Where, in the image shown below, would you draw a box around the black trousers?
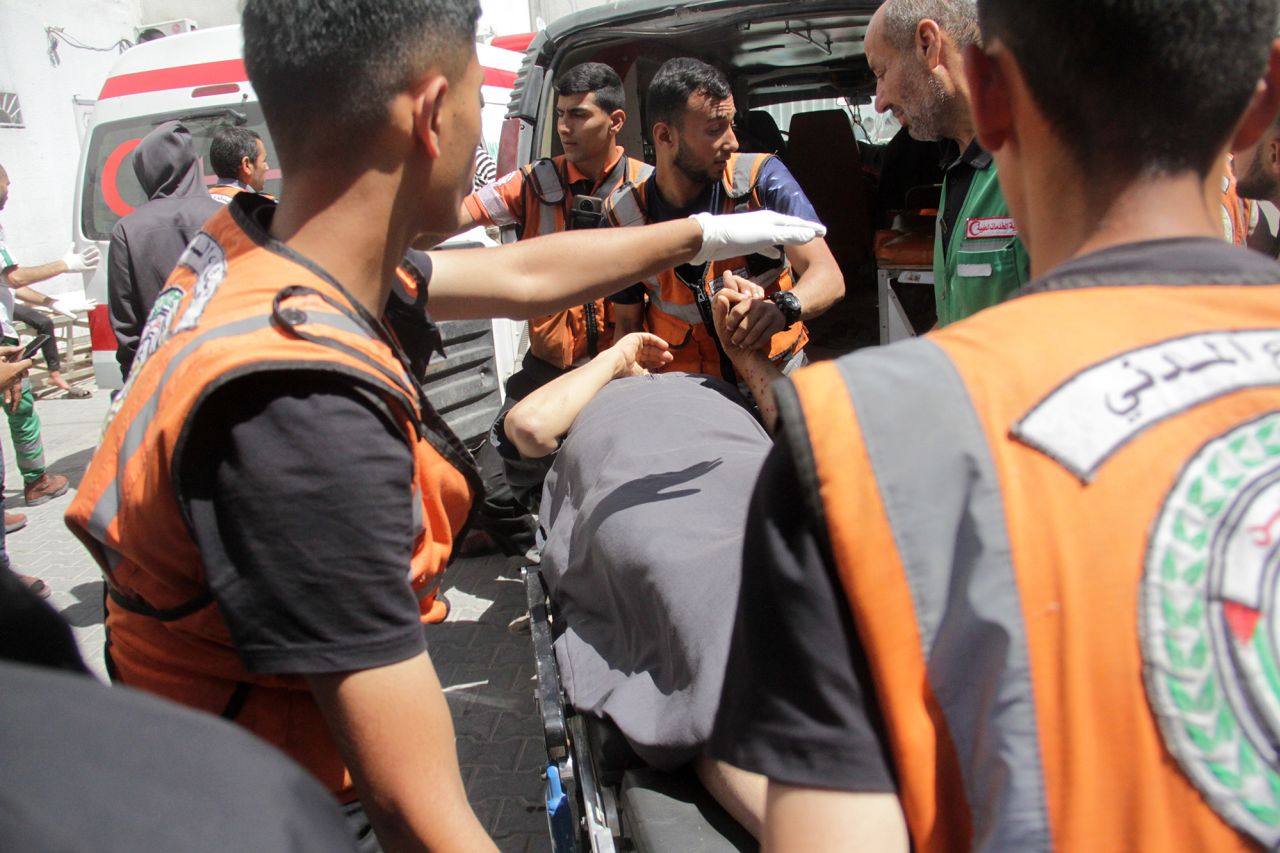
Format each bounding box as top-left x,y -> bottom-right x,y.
12,306 -> 59,372
469,352 -> 572,555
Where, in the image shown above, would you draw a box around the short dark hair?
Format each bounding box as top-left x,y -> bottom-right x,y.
978,0 -> 1280,181
882,0 -> 980,51
554,62 -> 625,114
209,126 -> 262,179
646,58 -> 732,132
242,0 -> 481,155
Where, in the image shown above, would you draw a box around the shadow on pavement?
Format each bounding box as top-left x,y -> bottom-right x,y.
59,580 -> 104,628
46,446 -> 99,490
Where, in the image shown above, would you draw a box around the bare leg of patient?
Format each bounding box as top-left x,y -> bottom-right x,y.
694,754 -> 767,839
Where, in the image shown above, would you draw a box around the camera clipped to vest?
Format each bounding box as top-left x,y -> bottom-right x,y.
570,194 -> 604,230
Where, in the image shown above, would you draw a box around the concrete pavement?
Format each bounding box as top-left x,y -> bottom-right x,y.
8,388 -> 551,852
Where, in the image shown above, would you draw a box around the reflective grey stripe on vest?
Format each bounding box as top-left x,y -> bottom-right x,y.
834,337 -> 1052,853
647,286 -> 704,325
727,153 -> 765,202
475,182 -> 517,228
86,309 -> 382,545
606,183 -> 647,228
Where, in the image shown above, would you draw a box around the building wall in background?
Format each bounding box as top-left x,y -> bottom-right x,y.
0,0 -> 537,296
0,0 -> 137,296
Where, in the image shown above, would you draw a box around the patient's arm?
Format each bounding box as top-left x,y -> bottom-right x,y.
504,333 -> 673,458
713,274 -> 785,433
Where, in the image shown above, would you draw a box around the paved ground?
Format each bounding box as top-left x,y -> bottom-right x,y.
10,388 -> 551,852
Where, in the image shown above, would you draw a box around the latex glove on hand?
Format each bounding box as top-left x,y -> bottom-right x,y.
48,295 -> 98,319
688,210 -> 826,265
61,245 -> 101,273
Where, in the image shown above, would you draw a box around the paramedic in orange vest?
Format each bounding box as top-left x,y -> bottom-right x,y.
460,61 -> 650,396
711,0 -> 1280,850
63,1 -> 824,850
607,57 -> 844,380
458,63 -> 649,559
208,125 -> 270,204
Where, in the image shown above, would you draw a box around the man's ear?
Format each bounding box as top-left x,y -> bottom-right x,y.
1232,40 -> 1280,153
412,74 -> 450,160
610,109 -> 626,135
918,19 -> 944,69
964,42 -> 1013,154
652,121 -> 675,150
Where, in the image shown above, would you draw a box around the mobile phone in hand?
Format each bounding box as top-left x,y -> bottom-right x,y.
17,334 -> 50,362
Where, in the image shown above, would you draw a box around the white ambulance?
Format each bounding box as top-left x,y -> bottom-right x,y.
73,26 -> 524,444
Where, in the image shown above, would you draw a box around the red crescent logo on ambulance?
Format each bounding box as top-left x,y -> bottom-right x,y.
965,217 -> 1018,239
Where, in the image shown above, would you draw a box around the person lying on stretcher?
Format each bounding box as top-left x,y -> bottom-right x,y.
489,273 -> 784,838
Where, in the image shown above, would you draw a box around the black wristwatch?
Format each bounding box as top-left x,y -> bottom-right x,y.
769,290 -> 802,330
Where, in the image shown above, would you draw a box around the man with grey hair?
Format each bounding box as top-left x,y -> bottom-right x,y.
865,0 -> 1028,326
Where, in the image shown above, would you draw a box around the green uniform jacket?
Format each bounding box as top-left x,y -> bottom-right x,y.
933,160 -> 1030,327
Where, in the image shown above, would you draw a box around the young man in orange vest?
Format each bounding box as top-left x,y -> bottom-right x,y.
712,1 -> 1280,850
606,57 -> 844,380
459,62 -> 650,558
64,1 -> 823,850
460,62 -> 649,394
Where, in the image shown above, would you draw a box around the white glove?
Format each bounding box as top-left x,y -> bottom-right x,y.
60,245 -> 100,273
688,210 -> 827,266
48,295 -> 97,319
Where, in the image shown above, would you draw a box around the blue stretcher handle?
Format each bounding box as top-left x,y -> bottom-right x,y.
545,763 -> 577,852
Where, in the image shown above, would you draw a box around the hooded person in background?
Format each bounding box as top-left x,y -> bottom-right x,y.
108,121 -> 221,380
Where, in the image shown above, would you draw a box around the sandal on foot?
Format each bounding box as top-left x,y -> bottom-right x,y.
18,575 -> 50,599
64,387 -> 92,399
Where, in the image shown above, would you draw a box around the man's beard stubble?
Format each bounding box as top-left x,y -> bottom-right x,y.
902,69 -> 957,144
1237,143 -> 1280,203
673,137 -> 723,187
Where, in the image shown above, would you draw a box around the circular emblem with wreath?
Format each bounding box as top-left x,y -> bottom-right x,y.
1141,412 -> 1280,847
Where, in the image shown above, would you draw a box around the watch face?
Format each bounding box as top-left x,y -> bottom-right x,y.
773,290 -> 801,324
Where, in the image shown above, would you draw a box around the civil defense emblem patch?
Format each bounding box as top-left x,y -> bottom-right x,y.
1141,412 -> 1280,847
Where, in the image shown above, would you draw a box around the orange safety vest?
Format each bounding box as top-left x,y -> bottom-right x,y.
602,152 -> 807,378
471,153 -> 653,369
65,199 -> 479,802
786,265 -> 1280,850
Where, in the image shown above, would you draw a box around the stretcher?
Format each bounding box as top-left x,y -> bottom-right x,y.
524,563 -> 757,853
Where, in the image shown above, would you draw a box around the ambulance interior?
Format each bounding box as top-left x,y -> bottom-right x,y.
522,2 -> 948,355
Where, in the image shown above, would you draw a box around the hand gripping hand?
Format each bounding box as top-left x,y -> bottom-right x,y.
688,210 -> 827,266
60,245 -> 101,273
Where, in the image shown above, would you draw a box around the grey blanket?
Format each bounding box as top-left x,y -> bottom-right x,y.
539,373 -> 771,769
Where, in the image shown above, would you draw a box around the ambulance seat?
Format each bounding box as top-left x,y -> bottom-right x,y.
784,109 -> 877,354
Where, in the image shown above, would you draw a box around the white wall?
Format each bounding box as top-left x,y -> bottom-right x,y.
0,0 -> 137,296
139,0 -> 235,29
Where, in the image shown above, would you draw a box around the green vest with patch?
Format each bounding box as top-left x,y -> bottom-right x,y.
933,163 -> 1030,327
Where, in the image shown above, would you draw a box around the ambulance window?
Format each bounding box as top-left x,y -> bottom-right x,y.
80,104 -> 281,241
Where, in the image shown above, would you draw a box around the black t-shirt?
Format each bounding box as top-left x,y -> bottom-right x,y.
710,237 -> 1280,793
179,372 -> 426,675
938,139 -> 992,258
0,660 -> 357,852
709,423 -> 897,793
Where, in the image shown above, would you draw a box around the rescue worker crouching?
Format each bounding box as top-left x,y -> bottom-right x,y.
605,57 -> 845,381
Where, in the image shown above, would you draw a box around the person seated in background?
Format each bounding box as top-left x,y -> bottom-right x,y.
492,276 -> 786,839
